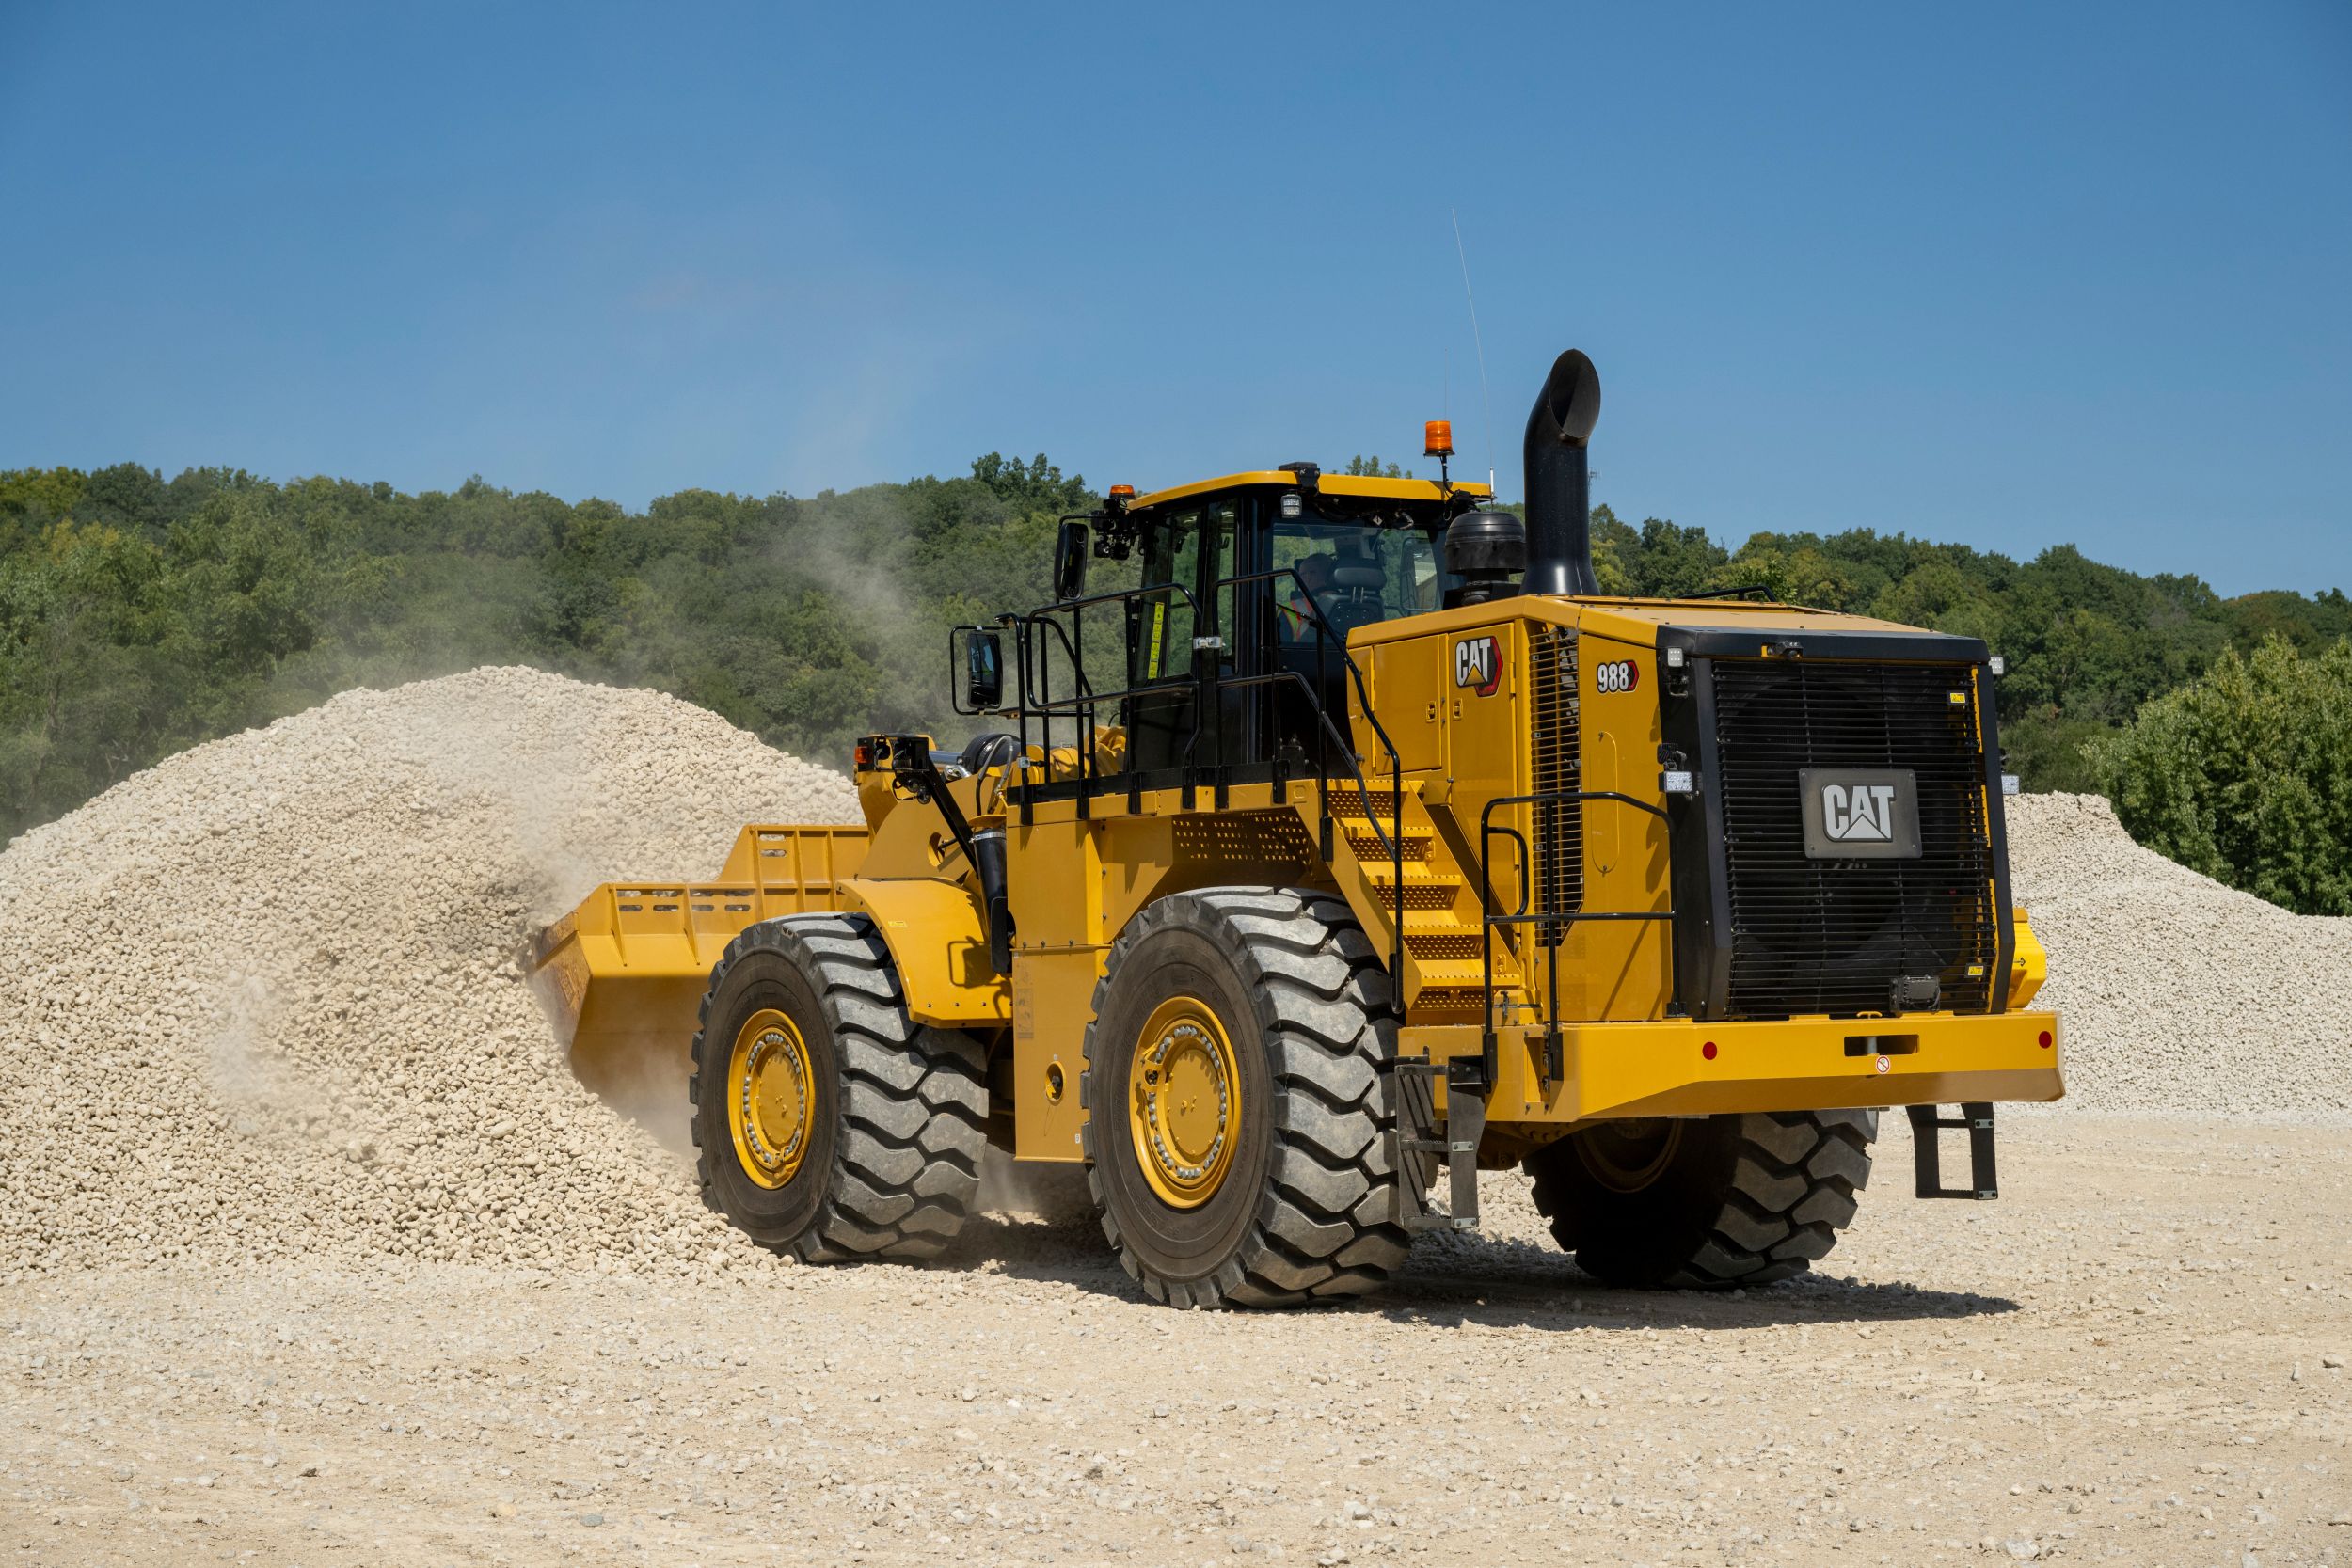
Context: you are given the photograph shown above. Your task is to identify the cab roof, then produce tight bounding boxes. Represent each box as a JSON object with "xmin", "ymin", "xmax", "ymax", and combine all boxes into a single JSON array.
[{"xmin": 1128, "ymin": 470, "xmax": 1492, "ymax": 513}]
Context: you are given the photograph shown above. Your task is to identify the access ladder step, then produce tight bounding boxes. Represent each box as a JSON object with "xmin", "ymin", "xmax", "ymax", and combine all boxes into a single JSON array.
[
  {"xmin": 1905, "ymin": 1101, "xmax": 1998, "ymax": 1200},
  {"xmin": 1326, "ymin": 787, "xmax": 1418, "ymax": 819},
  {"xmin": 1391, "ymin": 1057, "xmax": 1486, "ymax": 1232}
]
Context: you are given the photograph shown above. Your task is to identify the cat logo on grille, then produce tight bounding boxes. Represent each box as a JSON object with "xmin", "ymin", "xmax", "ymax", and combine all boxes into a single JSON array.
[
  {"xmin": 1454, "ymin": 636, "xmax": 1502, "ymax": 696},
  {"xmin": 1798, "ymin": 768, "xmax": 1923, "ymax": 860},
  {"xmin": 1823, "ymin": 783, "xmax": 1899, "ymax": 842}
]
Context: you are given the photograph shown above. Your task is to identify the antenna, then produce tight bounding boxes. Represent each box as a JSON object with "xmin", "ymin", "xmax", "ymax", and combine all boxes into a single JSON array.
[{"xmin": 1450, "ymin": 208, "xmax": 1496, "ymax": 494}]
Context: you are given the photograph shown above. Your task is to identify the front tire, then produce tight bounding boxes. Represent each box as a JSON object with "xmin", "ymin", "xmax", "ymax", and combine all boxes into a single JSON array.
[
  {"xmin": 1523, "ymin": 1111, "xmax": 1876, "ymax": 1289},
  {"xmin": 1080, "ymin": 887, "xmax": 1417, "ymax": 1308},
  {"xmin": 689, "ymin": 914, "xmax": 987, "ymax": 1261}
]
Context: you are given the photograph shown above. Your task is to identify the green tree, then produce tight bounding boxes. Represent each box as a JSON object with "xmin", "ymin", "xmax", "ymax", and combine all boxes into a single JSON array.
[
  {"xmin": 965, "ymin": 452, "xmax": 1092, "ymax": 516},
  {"xmin": 1617, "ymin": 517, "xmax": 1729, "ymax": 598},
  {"xmin": 1706, "ymin": 542, "xmax": 1858, "ymax": 610},
  {"xmin": 2086, "ymin": 637, "xmax": 2352, "ymax": 914},
  {"xmin": 1587, "ymin": 505, "xmax": 1639, "ymax": 595}
]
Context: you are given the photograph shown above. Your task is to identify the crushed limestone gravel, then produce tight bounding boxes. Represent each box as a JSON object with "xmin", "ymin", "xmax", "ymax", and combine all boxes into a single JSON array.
[
  {"xmin": 0, "ymin": 668, "xmax": 855, "ymax": 1280},
  {"xmin": 2007, "ymin": 792, "xmax": 2352, "ymax": 1120}
]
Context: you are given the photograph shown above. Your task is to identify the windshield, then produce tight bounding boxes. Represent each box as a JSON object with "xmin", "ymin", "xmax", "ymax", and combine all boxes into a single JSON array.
[{"xmin": 1272, "ymin": 515, "xmax": 1443, "ymax": 644}]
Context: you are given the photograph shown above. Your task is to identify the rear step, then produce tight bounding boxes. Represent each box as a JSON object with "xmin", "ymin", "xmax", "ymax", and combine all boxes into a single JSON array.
[
  {"xmin": 1391, "ymin": 1057, "xmax": 1486, "ymax": 1231},
  {"xmin": 1905, "ymin": 1101, "xmax": 1998, "ymax": 1200}
]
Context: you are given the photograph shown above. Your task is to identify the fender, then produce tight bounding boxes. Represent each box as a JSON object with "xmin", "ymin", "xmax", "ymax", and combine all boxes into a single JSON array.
[{"xmin": 840, "ymin": 876, "xmax": 1011, "ymax": 1025}]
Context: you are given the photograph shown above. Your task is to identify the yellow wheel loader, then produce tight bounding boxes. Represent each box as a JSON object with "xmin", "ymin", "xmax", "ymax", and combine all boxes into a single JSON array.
[{"xmin": 532, "ymin": 348, "xmax": 2059, "ymax": 1306}]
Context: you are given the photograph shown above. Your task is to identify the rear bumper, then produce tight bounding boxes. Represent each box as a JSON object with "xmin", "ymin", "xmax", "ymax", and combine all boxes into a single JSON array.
[{"xmin": 1404, "ymin": 1009, "xmax": 2063, "ymax": 1126}]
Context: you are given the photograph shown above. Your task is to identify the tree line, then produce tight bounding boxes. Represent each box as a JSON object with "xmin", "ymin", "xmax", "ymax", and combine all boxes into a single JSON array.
[{"xmin": 3, "ymin": 460, "xmax": 2344, "ymax": 908}]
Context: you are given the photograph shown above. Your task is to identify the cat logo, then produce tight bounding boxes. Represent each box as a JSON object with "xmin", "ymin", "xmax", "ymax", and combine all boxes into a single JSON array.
[
  {"xmin": 1798, "ymin": 768, "xmax": 1922, "ymax": 860},
  {"xmin": 1454, "ymin": 635, "xmax": 1502, "ymax": 696},
  {"xmin": 1822, "ymin": 783, "xmax": 1899, "ymax": 842}
]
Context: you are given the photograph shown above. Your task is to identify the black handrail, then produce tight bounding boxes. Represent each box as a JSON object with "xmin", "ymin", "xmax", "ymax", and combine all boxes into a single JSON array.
[
  {"xmin": 1216, "ymin": 563, "xmax": 1407, "ymax": 986},
  {"xmin": 1008, "ymin": 581, "xmax": 1204, "ymax": 817},
  {"xmin": 1208, "ymin": 666, "xmax": 1405, "ymax": 976},
  {"xmin": 994, "ymin": 564, "xmax": 1412, "ymax": 987},
  {"xmin": 1477, "ymin": 790, "xmax": 1676, "ymax": 1088},
  {"xmin": 1223, "ymin": 563, "xmax": 1402, "ymax": 982}
]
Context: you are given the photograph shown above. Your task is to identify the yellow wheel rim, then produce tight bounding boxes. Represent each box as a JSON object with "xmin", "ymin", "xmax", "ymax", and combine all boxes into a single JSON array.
[
  {"xmin": 1127, "ymin": 995, "xmax": 1241, "ymax": 1209},
  {"xmin": 728, "ymin": 1008, "xmax": 815, "ymax": 1190}
]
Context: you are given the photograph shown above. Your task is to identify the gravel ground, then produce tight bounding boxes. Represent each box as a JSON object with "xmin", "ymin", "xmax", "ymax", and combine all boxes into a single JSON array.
[
  {"xmin": 5, "ymin": 671, "xmax": 2351, "ymax": 1564},
  {"xmin": 5, "ymin": 1117, "xmax": 2348, "ymax": 1566}
]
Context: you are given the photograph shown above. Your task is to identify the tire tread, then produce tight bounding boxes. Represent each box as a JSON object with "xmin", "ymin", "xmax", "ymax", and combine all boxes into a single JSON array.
[
  {"xmin": 1527, "ymin": 1109, "xmax": 1877, "ymax": 1291},
  {"xmin": 689, "ymin": 913, "xmax": 987, "ymax": 1264},
  {"xmin": 1080, "ymin": 887, "xmax": 1416, "ymax": 1309}
]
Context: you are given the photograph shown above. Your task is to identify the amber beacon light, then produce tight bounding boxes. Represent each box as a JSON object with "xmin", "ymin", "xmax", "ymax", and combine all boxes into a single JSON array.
[{"xmin": 1422, "ymin": 420, "xmax": 1454, "ymax": 458}]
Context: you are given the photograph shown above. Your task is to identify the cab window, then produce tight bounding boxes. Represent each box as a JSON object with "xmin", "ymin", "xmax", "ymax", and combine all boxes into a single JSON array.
[
  {"xmin": 1132, "ymin": 502, "xmax": 1237, "ymax": 682},
  {"xmin": 1134, "ymin": 510, "xmax": 1200, "ymax": 682},
  {"xmin": 1271, "ymin": 516, "xmax": 1441, "ymax": 645}
]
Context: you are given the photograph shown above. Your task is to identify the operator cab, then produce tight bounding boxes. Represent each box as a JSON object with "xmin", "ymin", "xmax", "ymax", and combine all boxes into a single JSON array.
[{"xmin": 1104, "ymin": 466, "xmax": 1488, "ymax": 781}]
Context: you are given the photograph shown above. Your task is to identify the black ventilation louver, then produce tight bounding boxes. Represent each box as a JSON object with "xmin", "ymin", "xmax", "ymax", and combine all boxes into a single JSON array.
[{"xmin": 1661, "ymin": 632, "xmax": 2014, "ymax": 1022}]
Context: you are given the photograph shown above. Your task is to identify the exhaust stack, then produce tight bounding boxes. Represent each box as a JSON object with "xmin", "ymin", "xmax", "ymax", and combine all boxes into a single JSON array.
[{"xmin": 1521, "ymin": 348, "xmax": 1603, "ymax": 596}]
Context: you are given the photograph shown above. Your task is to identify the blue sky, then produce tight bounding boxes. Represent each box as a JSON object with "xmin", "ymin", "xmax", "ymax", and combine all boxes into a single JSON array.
[{"xmin": 3, "ymin": 2, "xmax": 2346, "ymax": 594}]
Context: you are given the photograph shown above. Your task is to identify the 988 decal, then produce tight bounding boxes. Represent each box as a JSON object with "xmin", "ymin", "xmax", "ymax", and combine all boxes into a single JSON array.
[{"xmin": 1594, "ymin": 659, "xmax": 1641, "ymax": 695}]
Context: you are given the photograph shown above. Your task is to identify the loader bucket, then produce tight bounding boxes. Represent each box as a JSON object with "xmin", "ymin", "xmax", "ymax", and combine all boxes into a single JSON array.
[{"xmin": 528, "ymin": 824, "xmax": 867, "ymax": 1097}]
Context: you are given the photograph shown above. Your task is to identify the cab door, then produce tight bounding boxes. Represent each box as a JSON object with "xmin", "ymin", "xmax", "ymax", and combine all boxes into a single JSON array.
[{"xmin": 1124, "ymin": 500, "xmax": 1239, "ymax": 777}]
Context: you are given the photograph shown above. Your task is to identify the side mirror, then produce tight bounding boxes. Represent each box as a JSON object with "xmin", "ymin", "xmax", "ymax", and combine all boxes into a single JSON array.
[
  {"xmin": 1053, "ymin": 519, "xmax": 1089, "ymax": 602},
  {"xmin": 961, "ymin": 629, "xmax": 1004, "ymax": 713}
]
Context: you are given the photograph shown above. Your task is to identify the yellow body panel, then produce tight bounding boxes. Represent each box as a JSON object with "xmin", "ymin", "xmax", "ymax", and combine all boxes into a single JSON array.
[
  {"xmin": 1402, "ymin": 1007, "xmax": 2061, "ymax": 1141},
  {"xmin": 1007, "ymin": 816, "xmax": 1106, "ymax": 951},
  {"xmin": 2010, "ymin": 907, "xmax": 2049, "ymax": 1008},
  {"xmin": 1010, "ymin": 953, "xmax": 1095, "ymax": 1160},
  {"xmin": 840, "ymin": 877, "xmax": 1008, "ymax": 1024},
  {"xmin": 1367, "ymin": 630, "xmax": 1448, "ymax": 774}
]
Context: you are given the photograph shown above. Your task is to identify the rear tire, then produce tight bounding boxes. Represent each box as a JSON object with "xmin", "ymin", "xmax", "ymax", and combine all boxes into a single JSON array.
[
  {"xmin": 690, "ymin": 914, "xmax": 987, "ymax": 1262},
  {"xmin": 1080, "ymin": 887, "xmax": 1417, "ymax": 1308},
  {"xmin": 1523, "ymin": 1110, "xmax": 1876, "ymax": 1289}
]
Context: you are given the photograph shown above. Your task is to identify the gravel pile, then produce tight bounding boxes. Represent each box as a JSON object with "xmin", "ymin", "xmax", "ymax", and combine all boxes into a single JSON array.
[
  {"xmin": 2008, "ymin": 792, "xmax": 2352, "ymax": 1119},
  {"xmin": 0, "ymin": 668, "xmax": 856, "ymax": 1280}
]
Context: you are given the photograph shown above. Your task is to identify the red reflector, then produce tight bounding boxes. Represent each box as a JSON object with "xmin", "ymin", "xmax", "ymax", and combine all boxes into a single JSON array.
[
  {"xmin": 1701, "ymin": 1040, "xmax": 1717, "ymax": 1061},
  {"xmin": 2038, "ymin": 1030, "xmax": 2053, "ymax": 1049}
]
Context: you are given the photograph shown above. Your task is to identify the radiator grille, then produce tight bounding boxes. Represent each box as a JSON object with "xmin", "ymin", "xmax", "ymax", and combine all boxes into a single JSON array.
[
  {"xmin": 1529, "ymin": 626, "xmax": 1583, "ymax": 946},
  {"xmin": 1711, "ymin": 659, "xmax": 1996, "ymax": 1017}
]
